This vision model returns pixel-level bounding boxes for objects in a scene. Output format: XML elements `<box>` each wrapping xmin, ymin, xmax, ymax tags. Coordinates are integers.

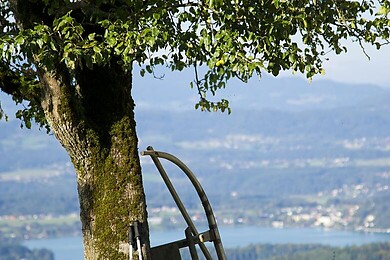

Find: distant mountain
<box><xmin>1</xmin><ymin>75</ymin><xmax>389</xmax><ymax>171</ymax></box>
<box><xmin>2</xmin><ymin>70</ymin><xmax>389</xmax><ymax>113</ymax></box>
<box><xmin>1</xmin><ymin>75</ymin><xmax>390</xmax><ymax>231</ymax></box>
<box><xmin>132</xmin><ymin>69</ymin><xmax>390</xmax><ymax>112</ymax></box>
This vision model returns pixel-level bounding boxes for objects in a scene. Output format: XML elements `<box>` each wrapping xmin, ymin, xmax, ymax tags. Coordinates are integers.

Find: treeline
<box><xmin>0</xmin><ymin>242</ymin><xmax>54</xmax><ymax>260</ymax></box>
<box><xmin>180</xmin><ymin>243</ymin><xmax>390</xmax><ymax>260</ymax></box>
<box><xmin>224</xmin><ymin>243</ymin><xmax>390</xmax><ymax>260</ymax></box>
<box><xmin>0</xmin><ymin>175</ymin><xmax>79</xmax><ymax>216</ymax></box>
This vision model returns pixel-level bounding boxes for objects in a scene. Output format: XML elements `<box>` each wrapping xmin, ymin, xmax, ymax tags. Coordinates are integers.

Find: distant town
<box><xmin>2</xmin><ymin>175</ymin><xmax>389</xmax><ymax>241</ymax></box>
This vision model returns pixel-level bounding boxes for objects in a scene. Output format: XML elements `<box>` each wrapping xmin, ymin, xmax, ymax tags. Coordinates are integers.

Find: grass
<box><xmin>354</xmin><ymin>158</ymin><xmax>390</xmax><ymax>167</ymax></box>
<box><xmin>0</xmin><ymin>214</ymin><xmax>80</xmax><ymax>228</ymax></box>
<box><xmin>0</xmin><ymin>168</ymin><xmax>60</xmax><ymax>180</ymax></box>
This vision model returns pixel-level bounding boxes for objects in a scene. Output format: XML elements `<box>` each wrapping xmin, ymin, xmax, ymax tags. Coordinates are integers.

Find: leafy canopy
<box><xmin>0</xmin><ymin>0</ymin><xmax>389</xmax><ymax>124</ymax></box>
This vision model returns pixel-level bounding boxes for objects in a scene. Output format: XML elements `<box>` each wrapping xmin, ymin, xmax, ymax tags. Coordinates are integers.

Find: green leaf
<box><xmin>36</xmin><ymin>39</ymin><xmax>44</xmax><ymax>48</ymax></box>
<box><xmin>14</xmin><ymin>35</ymin><xmax>25</xmax><ymax>45</ymax></box>
<box><xmin>93</xmin><ymin>45</ymin><xmax>101</xmax><ymax>53</ymax></box>
<box><xmin>50</xmin><ymin>41</ymin><xmax>57</xmax><ymax>51</ymax></box>
<box><xmin>106</xmin><ymin>37</ymin><xmax>117</xmax><ymax>47</ymax></box>
<box><xmin>377</xmin><ymin>6</ymin><xmax>389</xmax><ymax>16</ymax></box>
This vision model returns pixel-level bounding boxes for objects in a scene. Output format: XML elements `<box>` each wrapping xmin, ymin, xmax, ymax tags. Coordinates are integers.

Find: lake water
<box><xmin>24</xmin><ymin>226</ymin><xmax>390</xmax><ymax>260</ymax></box>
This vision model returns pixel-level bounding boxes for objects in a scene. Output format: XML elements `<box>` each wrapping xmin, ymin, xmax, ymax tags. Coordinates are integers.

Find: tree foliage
<box><xmin>1</xmin><ymin>0</ymin><xmax>389</xmax><ymax>122</ymax></box>
<box><xmin>0</xmin><ymin>2</ymin><xmax>389</xmax><ymax>258</ymax></box>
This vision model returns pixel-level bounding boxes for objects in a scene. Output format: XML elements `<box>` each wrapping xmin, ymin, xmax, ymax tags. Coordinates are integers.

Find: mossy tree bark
<box><xmin>38</xmin><ymin>62</ymin><xmax>150</xmax><ymax>259</ymax></box>
<box><xmin>8</xmin><ymin>1</ymin><xmax>150</xmax><ymax>258</ymax></box>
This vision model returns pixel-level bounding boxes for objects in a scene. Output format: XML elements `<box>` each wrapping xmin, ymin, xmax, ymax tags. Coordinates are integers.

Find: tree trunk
<box><xmin>38</xmin><ymin>62</ymin><xmax>150</xmax><ymax>259</ymax></box>
<box><xmin>9</xmin><ymin>1</ymin><xmax>150</xmax><ymax>258</ymax></box>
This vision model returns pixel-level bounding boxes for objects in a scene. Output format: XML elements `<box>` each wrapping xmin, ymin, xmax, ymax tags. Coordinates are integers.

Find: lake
<box><xmin>24</xmin><ymin>226</ymin><xmax>390</xmax><ymax>260</ymax></box>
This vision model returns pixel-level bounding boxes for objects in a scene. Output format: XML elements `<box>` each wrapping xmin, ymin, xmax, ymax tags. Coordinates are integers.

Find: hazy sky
<box><xmin>289</xmin><ymin>43</ymin><xmax>390</xmax><ymax>88</ymax></box>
